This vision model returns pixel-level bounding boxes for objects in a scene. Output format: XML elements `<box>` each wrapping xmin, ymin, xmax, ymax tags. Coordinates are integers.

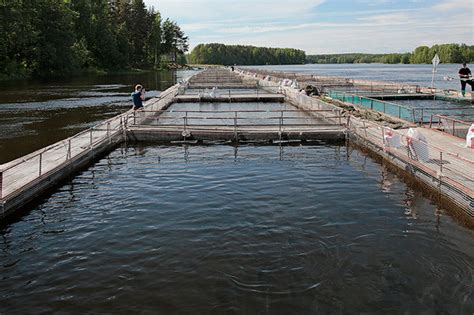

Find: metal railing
<box><xmin>348</xmin><ymin>116</ymin><xmax>474</xmax><ymax>211</ymax></box>
<box><xmin>430</xmin><ymin>114</ymin><xmax>474</xmax><ymax>138</ymax></box>
<box><xmin>127</xmin><ymin>109</ymin><xmax>346</xmax><ymax>133</ymax></box>
<box><xmin>0</xmin><ymin>85</ymin><xmax>179</xmax><ymax>201</ymax></box>
<box><xmin>327</xmin><ymin>90</ymin><xmax>415</xmax><ymax>122</ymax></box>
<box><xmin>176</xmin><ymin>87</ymin><xmax>279</xmax><ymax>98</ymax></box>
<box><xmin>0</xmin><ymin>114</ymin><xmax>125</xmax><ymax>199</ymax></box>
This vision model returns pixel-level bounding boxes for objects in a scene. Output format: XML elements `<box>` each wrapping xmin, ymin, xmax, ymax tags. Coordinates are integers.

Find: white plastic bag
<box><xmin>467</xmin><ymin>124</ymin><xmax>474</xmax><ymax>149</ymax></box>
<box><xmin>406</xmin><ymin>128</ymin><xmax>429</xmax><ymax>161</ymax></box>
<box><xmin>384</xmin><ymin>128</ymin><xmax>402</xmax><ymax>148</ymax></box>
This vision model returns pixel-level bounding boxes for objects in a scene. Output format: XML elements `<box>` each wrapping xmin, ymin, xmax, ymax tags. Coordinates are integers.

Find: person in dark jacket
<box><xmin>132</xmin><ymin>84</ymin><xmax>145</xmax><ymax>110</ymax></box>
<box><xmin>458</xmin><ymin>63</ymin><xmax>473</xmax><ymax>97</ymax></box>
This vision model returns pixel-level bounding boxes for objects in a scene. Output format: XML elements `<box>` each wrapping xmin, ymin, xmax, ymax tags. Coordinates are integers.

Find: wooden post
<box><xmin>68</xmin><ymin>139</ymin><xmax>71</xmax><ymax>160</ymax></box>
<box><xmin>90</xmin><ymin>128</ymin><xmax>93</xmax><ymax>149</ymax></box>
<box><xmin>107</xmin><ymin>122</ymin><xmax>111</xmax><ymax>143</ymax></box>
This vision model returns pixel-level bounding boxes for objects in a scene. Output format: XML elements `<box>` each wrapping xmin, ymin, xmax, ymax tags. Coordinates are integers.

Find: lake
<box><xmin>1</xmin><ymin>65</ymin><xmax>473</xmax><ymax>313</ymax></box>
<box><xmin>1</xmin><ymin>144</ymin><xmax>473</xmax><ymax>314</ymax></box>
<box><xmin>243</xmin><ymin>63</ymin><xmax>467</xmax><ymax>91</ymax></box>
<box><xmin>0</xmin><ymin>70</ymin><xmax>196</xmax><ymax>163</ymax></box>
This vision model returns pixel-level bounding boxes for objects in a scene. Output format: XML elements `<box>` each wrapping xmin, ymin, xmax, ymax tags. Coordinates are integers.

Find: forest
<box><xmin>306</xmin><ymin>44</ymin><xmax>474</xmax><ymax>64</ymax></box>
<box><xmin>188</xmin><ymin>44</ymin><xmax>306</xmax><ymax>65</ymax></box>
<box><xmin>0</xmin><ymin>0</ymin><xmax>189</xmax><ymax>79</ymax></box>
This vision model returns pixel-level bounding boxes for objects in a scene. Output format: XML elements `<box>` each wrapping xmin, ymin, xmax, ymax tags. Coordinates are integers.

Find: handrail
<box><xmin>328</xmin><ymin>90</ymin><xmax>413</xmax><ymax>112</ymax></box>
<box><xmin>0</xmin><ymin>85</ymin><xmax>179</xmax><ymax>175</ymax></box>
<box><xmin>136</xmin><ymin>109</ymin><xmax>339</xmax><ymax>113</ymax></box>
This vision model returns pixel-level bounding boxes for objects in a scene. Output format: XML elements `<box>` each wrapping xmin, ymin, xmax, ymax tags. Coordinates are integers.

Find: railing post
<box><xmin>68</xmin><ymin>139</ymin><xmax>72</xmax><ymax>160</ymax></box>
<box><xmin>90</xmin><ymin>128</ymin><xmax>93</xmax><ymax>149</ymax></box>
<box><xmin>421</xmin><ymin>108</ymin><xmax>424</xmax><ymax>125</ymax></box>
<box><xmin>0</xmin><ymin>171</ymin><xmax>3</xmax><ymax>199</ymax></box>
<box><xmin>133</xmin><ymin>111</ymin><xmax>136</xmax><ymax>125</ymax></box>
<box><xmin>452</xmin><ymin>120</ymin><xmax>455</xmax><ymax>136</ymax></box>
<box><xmin>440</xmin><ymin>152</ymin><xmax>443</xmax><ymax>174</ymax></box>
<box><xmin>381</xmin><ymin>127</ymin><xmax>385</xmax><ymax>146</ymax></box>
<box><xmin>280</xmin><ymin>111</ymin><xmax>284</xmax><ymax>132</ymax></box>
<box><xmin>398</xmin><ymin>106</ymin><xmax>401</xmax><ymax>119</ymax></box>
<box><xmin>183</xmin><ymin>111</ymin><xmax>188</xmax><ymax>133</ymax></box>
<box><xmin>39</xmin><ymin>153</ymin><xmax>42</xmax><ymax>176</ymax></box>
<box><xmin>371</xmin><ymin>100</ymin><xmax>373</xmax><ymax>110</ymax></box>
<box><xmin>107</xmin><ymin>122</ymin><xmax>111</xmax><ymax>143</ymax></box>
<box><xmin>234</xmin><ymin>111</ymin><xmax>238</xmax><ymax>141</ymax></box>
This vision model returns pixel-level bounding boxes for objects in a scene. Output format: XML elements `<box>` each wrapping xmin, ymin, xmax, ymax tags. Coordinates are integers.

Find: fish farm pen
<box><xmin>0</xmin><ymin>67</ymin><xmax>473</xmax><ymax>219</ymax></box>
<box><xmin>1</xmin><ymin>67</ymin><xmax>473</xmax><ymax>314</ymax></box>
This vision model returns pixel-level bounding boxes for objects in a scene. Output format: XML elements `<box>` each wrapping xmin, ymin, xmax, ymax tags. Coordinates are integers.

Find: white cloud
<box><xmin>145</xmin><ymin>0</ymin><xmax>326</xmax><ymax>22</ymax></box>
<box><xmin>358</xmin><ymin>12</ymin><xmax>411</xmax><ymax>25</ymax></box>
<box><xmin>432</xmin><ymin>0</ymin><xmax>473</xmax><ymax>11</ymax></box>
<box><xmin>144</xmin><ymin>0</ymin><xmax>473</xmax><ymax>54</ymax></box>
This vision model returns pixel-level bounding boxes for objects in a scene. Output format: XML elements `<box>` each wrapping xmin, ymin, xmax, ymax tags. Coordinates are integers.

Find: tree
<box><xmin>149</xmin><ymin>12</ymin><xmax>162</xmax><ymax>68</ymax></box>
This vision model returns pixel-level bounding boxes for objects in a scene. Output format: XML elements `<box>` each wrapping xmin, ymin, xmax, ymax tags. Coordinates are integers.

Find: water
<box><xmin>155</xmin><ymin>102</ymin><xmax>319</xmax><ymax>127</ymax></box>
<box><xmin>1</xmin><ymin>144</ymin><xmax>473</xmax><ymax>313</ymax></box>
<box><xmin>243</xmin><ymin>64</ymin><xmax>466</xmax><ymax>91</ymax></box>
<box><xmin>246</xmin><ymin>64</ymin><xmax>474</xmax><ymax>120</ymax></box>
<box><xmin>0</xmin><ymin>70</ymin><xmax>196</xmax><ymax>163</ymax></box>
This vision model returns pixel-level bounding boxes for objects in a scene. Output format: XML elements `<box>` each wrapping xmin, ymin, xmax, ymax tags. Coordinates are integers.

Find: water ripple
<box><xmin>0</xmin><ymin>144</ymin><xmax>473</xmax><ymax>314</ymax></box>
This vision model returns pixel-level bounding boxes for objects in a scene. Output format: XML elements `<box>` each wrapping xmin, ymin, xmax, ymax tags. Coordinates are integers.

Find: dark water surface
<box><xmin>0</xmin><ymin>70</ymin><xmax>196</xmax><ymax>163</ymax></box>
<box><xmin>1</xmin><ymin>144</ymin><xmax>473</xmax><ymax>314</ymax></box>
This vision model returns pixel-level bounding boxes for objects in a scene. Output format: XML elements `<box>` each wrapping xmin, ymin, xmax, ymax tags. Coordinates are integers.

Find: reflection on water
<box><xmin>0</xmin><ymin>144</ymin><xmax>473</xmax><ymax>314</ymax></box>
<box><xmin>0</xmin><ymin>70</ymin><xmax>197</xmax><ymax>163</ymax></box>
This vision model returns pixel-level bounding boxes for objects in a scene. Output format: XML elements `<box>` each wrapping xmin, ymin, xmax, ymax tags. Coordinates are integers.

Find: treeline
<box><xmin>188</xmin><ymin>44</ymin><xmax>306</xmax><ymax>65</ymax></box>
<box><xmin>306</xmin><ymin>44</ymin><xmax>474</xmax><ymax>64</ymax></box>
<box><xmin>0</xmin><ymin>0</ymin><xmax>189</xmax><ymax>79</ymax></box>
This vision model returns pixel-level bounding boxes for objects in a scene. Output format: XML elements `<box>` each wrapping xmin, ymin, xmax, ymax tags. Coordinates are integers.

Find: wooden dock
<box><xmin>174</xmin><ymin>94</ymin><xmax>284</xmax><ymax>103</ymax></box>
<box><xmin>0</xmin><ymin>67</ymin><xmax>473</xmax><ymax>222</ymax></box>
<box><xmin>240</xmin><ymin>68</ymin><xmax>474</xmax><ymax>216</ymax></box>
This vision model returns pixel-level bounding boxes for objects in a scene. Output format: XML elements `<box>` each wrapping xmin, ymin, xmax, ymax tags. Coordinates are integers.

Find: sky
<box><xmin>144</xmin><ymin>0</ymin><xmax>474</xmax><ymax>54</ymax></box>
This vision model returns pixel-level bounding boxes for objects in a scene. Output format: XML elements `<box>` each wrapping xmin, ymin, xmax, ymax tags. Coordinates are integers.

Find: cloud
<box><xmin>146</xmin><ymin>0</ymin><xmax>326</xmax><ymax>22</ymax></box>
<box><xmin>358</xmin><ymin>12</ymin><xmax>411</xmax><ymax>25</ymax></box>
<box><xmin>432</xmin><ymin>0</ymin><xmax>473</xmax><ymax>11</ymax></box>
<box><xmin>144</xmin><ymin>0</ymin><xmax>473</xmax><ymax>54</ymax></box>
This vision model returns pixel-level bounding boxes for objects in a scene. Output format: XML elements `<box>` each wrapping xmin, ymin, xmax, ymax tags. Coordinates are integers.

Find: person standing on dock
<box><xmin>132</xmin><ymin>84</ymin><xmax>145</xmax><ymax>110</ymax></box>
<box><xmin>458</xmin><ymin>63</ymin><xmax>473</xmax><ymax>97</ymax></box>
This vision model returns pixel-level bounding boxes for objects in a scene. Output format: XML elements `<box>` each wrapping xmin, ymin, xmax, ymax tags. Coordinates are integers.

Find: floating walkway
<box><xmin>0</xmin><ymin>68</ymin><xmax>472</xmax><ymax>222</ymax></box>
